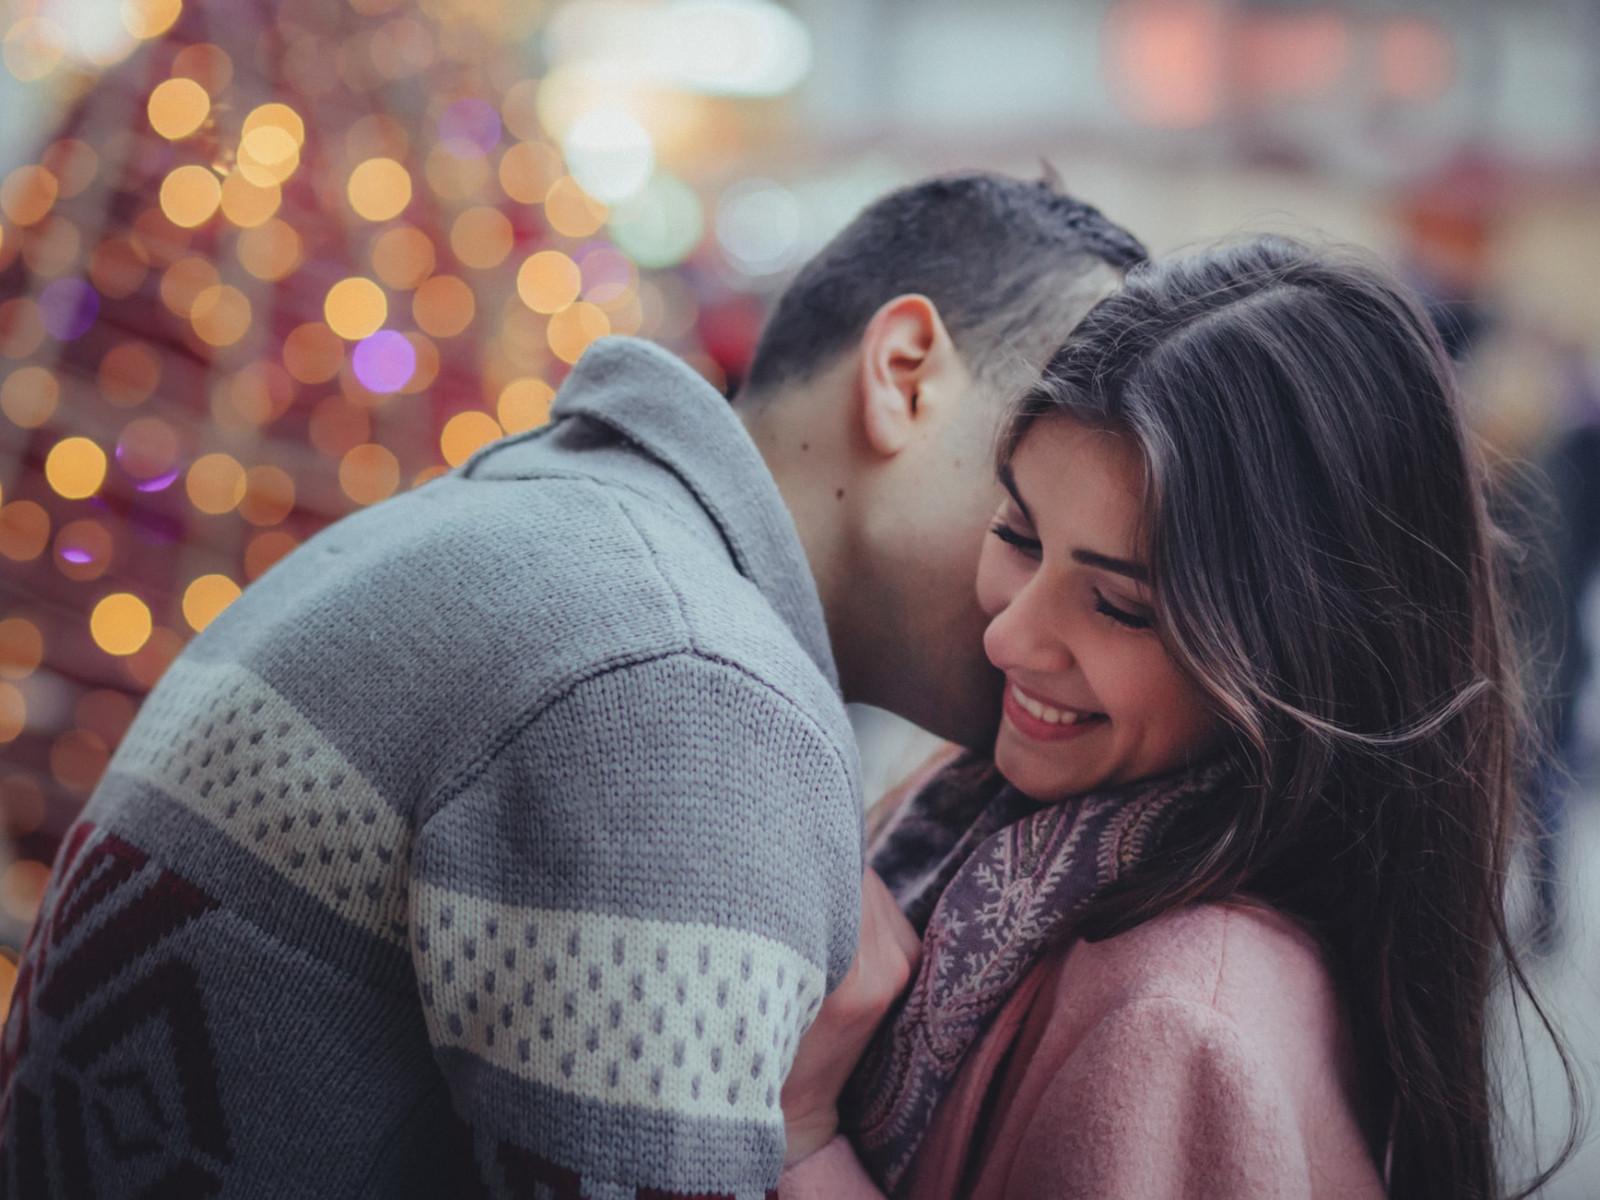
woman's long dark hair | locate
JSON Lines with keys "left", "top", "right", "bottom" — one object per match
{"left": 1003, "top": 236, "right": 1579, "bottom": 1200}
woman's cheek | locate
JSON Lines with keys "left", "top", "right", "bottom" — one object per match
{"left": 1139, "top": 649, "right": 1225, "bottom": 767}
{"left": 1092, "top": 641, "right": 1167, "bottom": 746}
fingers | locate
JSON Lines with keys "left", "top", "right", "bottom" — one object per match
{"left": 853, "top": 868, "right": 920, "bottom": 1002}
{"left": 863, "top": 867, "right": 922, "bottom": 973}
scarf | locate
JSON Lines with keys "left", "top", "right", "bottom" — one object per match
{"left": 839, "top": 752, "right": 1236, "bottom": 1195}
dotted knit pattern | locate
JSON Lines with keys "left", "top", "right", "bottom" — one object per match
{"left": 414, "top": 882, "right": 824, "bottom": 1124}
{"left": 107, "top": 656, "right": 412, "bottom": 945}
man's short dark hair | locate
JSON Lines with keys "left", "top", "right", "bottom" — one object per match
{"left": 739, "top": 170, "right": 1147, "bottom": 400}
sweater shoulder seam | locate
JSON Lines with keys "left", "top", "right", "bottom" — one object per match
{"left": 462, "top": 462, "right": 695, "bottom": 518}
{"left": 418, "top": 645, "right": 855, "bottom": 830}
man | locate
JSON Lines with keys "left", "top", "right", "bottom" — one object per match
{"left": 0, "top": 172, "right": 1144, "bottom": 1197}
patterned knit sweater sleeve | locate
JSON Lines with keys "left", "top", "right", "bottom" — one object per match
{"left": 410, "top": 649, "right": 863, "bottom": 1198}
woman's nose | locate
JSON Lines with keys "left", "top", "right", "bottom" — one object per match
{"left": 983, "top": 574, "right": 1075, "bottom": 676}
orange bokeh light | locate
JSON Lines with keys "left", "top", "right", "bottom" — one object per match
{"left": 517, "top": 250, "right": 581, "bottom": 314}
{"left": 497, "top": 378, "right": 555, "bottom": 434}
{"left": 1, "top": 365, "right": 60, "bottom": 428}
{"left": 348, "top": 157, "right": 414, "bottom": 222}
{"left": 413, "top": 274, "right": 476, "bottom": 338}
{"left": 147, "top": 76, "right": 211, "bottom": 140}
{"left": 324, "top": 277, "right": 388, "bottom": 340}
{"left": 451, "top": 205, "right": 514, "bottom": 270}
{"left": 0, "top": 617, "right": 43, "bottom": 679}
{"left": 1104, "top": 0, "right": 1225, "bottom": 129}
{"left": 89, "top": 593, "right": 153, "bottom": 656}
{"left": 0, "top": 166, "right": 59, "bottom": 227}
{"left": 44, "top": 436, "right": 108, "bottom": 500}
{"left": 499, "top": 140, "right": 562, "bottom": 205}
{"left": 190, "top": 284, "right": 253, "bottom": 347}
{"left": 543, "top": 176, "right": 608, "bottom": 238}
{"left": 99, "top": 342, "right": 162, "bottom": 406}
{"left": 237, "top": 218, "right": 303, "bottom": 281}
{"left": 240, "top": 465, "right": 296, "bottom": 526}
{"left": 186, "top": 452, "right": 248, "bottom": 514}
{"left": 182, "top": 574, "right": 242, "bottom": 632}
{"left": 339, "top": 443, "right": 401, "bottom": 506}
{"left": 159, "top": 164, "right": 223, "bottom": 228}
{"left": 547, "top": 301, "right": 610, "bottom": 364}
{"left": 439, "top": 410, "right": 503, "bottom": 467}
{"left": 0, "top": 501, "right": 51, "bottom": 562}
{"left": 371, "top": 224, "right": 436, "bottom": 289}
{"left": 283, "top": 322, "right": 345, "bottom": 383}
{"left": 0, "top": 683, "right": 23, "bottom": 744}
{"left": 88, "top": 237, "right": 150, "bottom": 298}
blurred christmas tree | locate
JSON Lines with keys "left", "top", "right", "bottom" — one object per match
{"left": 0, "top": 0, "right": 800, "bottom": 962}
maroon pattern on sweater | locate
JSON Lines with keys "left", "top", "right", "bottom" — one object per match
{"left": 0, "top": 823, "right": 232, "bottom": 1199}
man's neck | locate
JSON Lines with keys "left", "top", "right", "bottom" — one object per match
{"left": 737, "top": 384, "right": 865, "bottom": 704}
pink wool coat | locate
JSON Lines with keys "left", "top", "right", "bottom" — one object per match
{"left": 781, "top": 901, "right": 1387, "bottom": 1199}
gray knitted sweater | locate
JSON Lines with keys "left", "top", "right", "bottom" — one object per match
{"left": 0, "top": 338, "right": 863, "bottom": 1199}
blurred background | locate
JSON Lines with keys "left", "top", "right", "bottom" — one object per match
{"left": 0, "top": 0, "right": 1597, "bottom": 1190}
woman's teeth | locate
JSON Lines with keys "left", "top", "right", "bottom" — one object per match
{"left": 1012, "top": 684, "right": 1100, "bottom": 726}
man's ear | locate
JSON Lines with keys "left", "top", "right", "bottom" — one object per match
{"left": 855, "top": 294, "right": 960, "bottom": 458}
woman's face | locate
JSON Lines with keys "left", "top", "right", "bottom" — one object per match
{"left": 976, "top": 417, "right": 1223, "bottom": 802}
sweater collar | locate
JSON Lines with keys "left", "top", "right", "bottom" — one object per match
{"left": 550, "top": 336, "right": 840, "bottom": 694}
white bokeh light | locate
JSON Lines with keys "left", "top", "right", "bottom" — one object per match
{"left": 608, "top": 174, "right": 705, "bottom": 269}
{"left": 658, "top": 0, "right": 812, "bottom": 97}
{"left": 48, "top": 0, "right": 138, "bottom": 66}
{"left": 543, "top": 0, "right": 812, "bottom": 98}
{"left": 715, "top": 179, "right": 804, "bottom": 276}
{"left": 562, "top": 108, "right": 656, "bottom": 202}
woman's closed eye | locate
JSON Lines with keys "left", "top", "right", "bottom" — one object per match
{"left": 990, "top": 520, "right": 1042, "bottom": 558}
{"left": 1093, "top": 588, "right": 1153, "bottom": 631}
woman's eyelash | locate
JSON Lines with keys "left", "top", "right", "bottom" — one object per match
{"left": 990, "top": 522, "right": 1042, "bottom": 556}
{"left": 1094, "top": 590, "right": 1153, "bottom": 630}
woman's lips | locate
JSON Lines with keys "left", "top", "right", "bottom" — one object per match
{"left": 1003, "top": 682, "right": 1108, "bottom": 743}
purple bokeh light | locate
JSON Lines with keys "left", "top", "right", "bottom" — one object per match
{"left": 59, "top": 546, "right": 93, "bottom": 564}
{"left": 352, "top": 330, "right": 417, "bottom": 394}
{"left": 438, "top": 98, "right": 502, "bottom": 159}
{"left": 115, "top": 431, "right": 177, "bottom": 483}
{"left": 134, "top": 470, "right": 180, "bottom": 493}
{"left": 39, "top": 279, "right": 99, "bottom": 340}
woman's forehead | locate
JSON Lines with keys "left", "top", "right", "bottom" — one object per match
{"left": 1011, "top": 418, "right": 1146, "bottom": 554}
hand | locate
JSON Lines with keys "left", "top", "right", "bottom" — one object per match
{"left": 781, "top": 867, "right": 922, "bottom": 1165}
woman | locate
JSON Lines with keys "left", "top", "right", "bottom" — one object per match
{"left": 777, "top": 237, "right": 1574, "bottom": 1199}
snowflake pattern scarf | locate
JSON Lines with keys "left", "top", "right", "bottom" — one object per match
{"left": 840, "top": 753, "right": 1237, "bottom": 1195}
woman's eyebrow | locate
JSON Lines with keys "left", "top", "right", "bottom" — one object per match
{"left": 997, "top": 462, "right": 1034, "bottom": 524}
{"left": 1070, "top": 549, "right": 1149, "bottom": 583}
{"left": 1001, "top": 460, "right": 1149, "bottom": 581}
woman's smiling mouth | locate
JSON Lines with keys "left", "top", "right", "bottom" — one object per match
{"left": 1004, "top": 681, "right": 1108, "bottom": 741}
